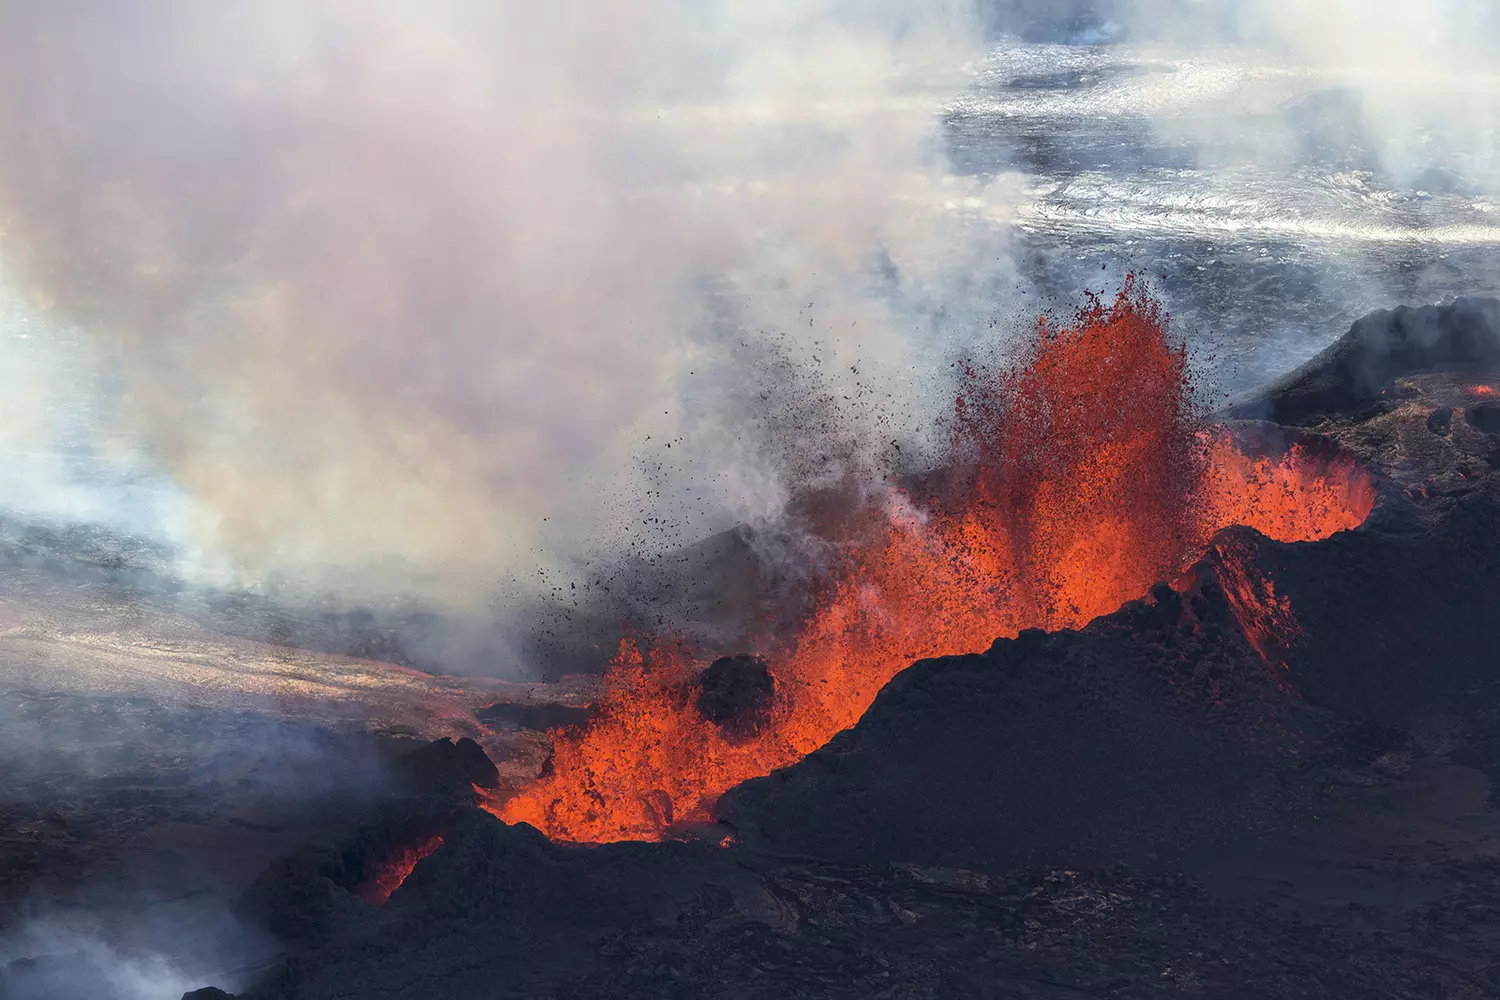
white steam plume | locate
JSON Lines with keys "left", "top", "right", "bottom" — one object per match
{"left": 1121, "top": 0, "right": 1500, "bottom": 191}
{"left": 0, "top": 2, "right": 1014, "bottom": 613}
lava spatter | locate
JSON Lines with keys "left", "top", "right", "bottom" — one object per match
{"left": 1202, "top": 437, "right": 1374, "bottom": 543}
{"left": 487, "top": 279, "right": 1375, "bottom": 844}
{"left": 355, "top": 835, "right": 446, "bottom": 905}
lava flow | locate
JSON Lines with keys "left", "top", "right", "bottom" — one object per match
{"left": 487, "top": 278, "right": 1376, "bottom": 844}
{"left": 354, "top": 835, "right": 446, "bottom": 905}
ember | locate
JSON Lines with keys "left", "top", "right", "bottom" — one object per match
{"left": 487, "top": 279, "right": 1376, "bottom": 843}
{"left": 354, "top": 835, "right": 446, "bottom": 905}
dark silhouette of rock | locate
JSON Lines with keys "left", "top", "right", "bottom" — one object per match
{"left": 242, "top": 800, "right": 457, "bottom": 947}
{"left": 692, "top": 654, "right": 776, "bottom": 741}
{"left": 183, "top": 989, "right": 238, "bottom": 1000}
{"left": 715, "top": 547, "right": 1316, "bottom": 871}
{"left": 1227, "top": 296, "right": 1500, "bottom": 424}
{"left": 394, "top": 736, "right": 499, "bottom": 796}
{"left": 242, "top": 737, "right": 497, "bottom": 947}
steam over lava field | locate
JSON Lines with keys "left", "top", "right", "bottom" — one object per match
{"left": 5, "top": 5, "right": 1500, "bottom": 1000}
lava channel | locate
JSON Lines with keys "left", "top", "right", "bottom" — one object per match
{"left": 486, "top": 277, "right": 1376, "bottom": 844}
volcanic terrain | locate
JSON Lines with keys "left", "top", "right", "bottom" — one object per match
{"left": 9, "top": 295, "right": 1500, "bottom": 999}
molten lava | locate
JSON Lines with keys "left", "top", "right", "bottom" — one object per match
{"left": 488, "top": 278, "right": 1376, "bottom": 844}
{"left": 1201, "top": 436, "right": 1374, "bottom": 543}
{"left": 355, "top": 835, "right": 445, "bottom": 905}
{"left": 1211, "top": 533, "right": 1301, "bottom": 673}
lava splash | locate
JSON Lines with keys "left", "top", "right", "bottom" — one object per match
{"left": 354, "top": 834, "right": 446, "bottom": 905}
{"left": 487, "top": 279, "right": 1376, "bottom": 844}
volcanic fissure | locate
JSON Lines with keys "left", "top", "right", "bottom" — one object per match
{"left": 484, "top": 279, "right": 1376, "bottom": 844}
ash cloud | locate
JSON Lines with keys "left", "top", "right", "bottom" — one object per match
{"left": 0, "top": 2, "right": 1016, "bottom": 624}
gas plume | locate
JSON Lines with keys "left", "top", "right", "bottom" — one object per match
{"left": 0, "top": 2, "right": 1011, "bottom": 616}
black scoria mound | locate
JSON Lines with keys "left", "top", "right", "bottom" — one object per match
{"left": 716, "top": 568, "right": 1327, "bottom": 870}
{"left": 242, "top": 737, "right": 492, "bottom": 948}
{"left": 1227, "top": 295, "right": 1500, "bottom": 425}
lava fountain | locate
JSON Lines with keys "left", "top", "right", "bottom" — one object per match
{"left": 487, "top": 278, "right": 1375, "bottom": 843}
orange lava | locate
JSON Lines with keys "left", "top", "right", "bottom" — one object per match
{"left": 1470, "top": 385, "right": 1497, "bottom": 397}
{"left": 1212, "top": 534, "right": 1301, "bottom": 672}
{"left": 1201, "top": 436, "right": 1374, "bottom": 543}
{"left": 355, "top": 835, "right": 445, "bottom": 904}
{"left": 487, "top": 278, "right": 1376, "bottom": 844}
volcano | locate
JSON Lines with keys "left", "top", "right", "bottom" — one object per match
{"left": 13, "top": 293, "right": 1500, "bottom": 1000}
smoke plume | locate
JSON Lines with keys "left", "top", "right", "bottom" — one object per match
{"left": 0, "top": 2, "right": 1011, "bottom": 614}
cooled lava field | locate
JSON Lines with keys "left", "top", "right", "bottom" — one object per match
{"left": 7, "top": 295, "right": 1500, "bottom": 999}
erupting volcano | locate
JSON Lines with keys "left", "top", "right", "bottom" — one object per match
{"left": 486, "top": 279, "right": 1375, "bottom": 844}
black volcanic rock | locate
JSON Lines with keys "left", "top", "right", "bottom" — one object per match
{"left": 1466, "top": 402, "right": 1500, "bottom": 434}
{"left": 183, "top": 990, "right": 238, "bottom": 1000}
{"left": 1427, "top": 405, "right": 1454, "bottom": 434}
{"left": 240, "top": 789, "right": 1500, "bottom": 1000}
{"left": 693, "top": 654, "right": 776, "bottom": 741}
{"left": 245, "top": 811, "right": 783, "bottom": 999}
{"left": 1228, "top": 296, "right": 1500, "bottom": 424}
{"left": 243, "top": 737, "right": 500, "bottom": 947}
{"left": 714, "top": 556, "right": 1320, "bottom": 872}
{"left": 1247, "top": 451, "right": 1500, "bottom": 738}
{"left": 394, "top": 736, "right": 499, "bottom": 796}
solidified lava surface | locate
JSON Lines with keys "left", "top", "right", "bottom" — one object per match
{"left": 488, "top": 280, "right": 1375, "bottom": 845}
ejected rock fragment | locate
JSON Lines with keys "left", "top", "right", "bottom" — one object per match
{"left": 693, "top": 654, "right": 776, "bottom": 741}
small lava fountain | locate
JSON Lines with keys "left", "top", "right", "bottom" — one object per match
{"left": 486, "top": 278, "right": 1376, "bottom": 844}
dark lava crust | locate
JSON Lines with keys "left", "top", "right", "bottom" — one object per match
{"left": 14, "top": 298, "right": 1500, "bottom": 999}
